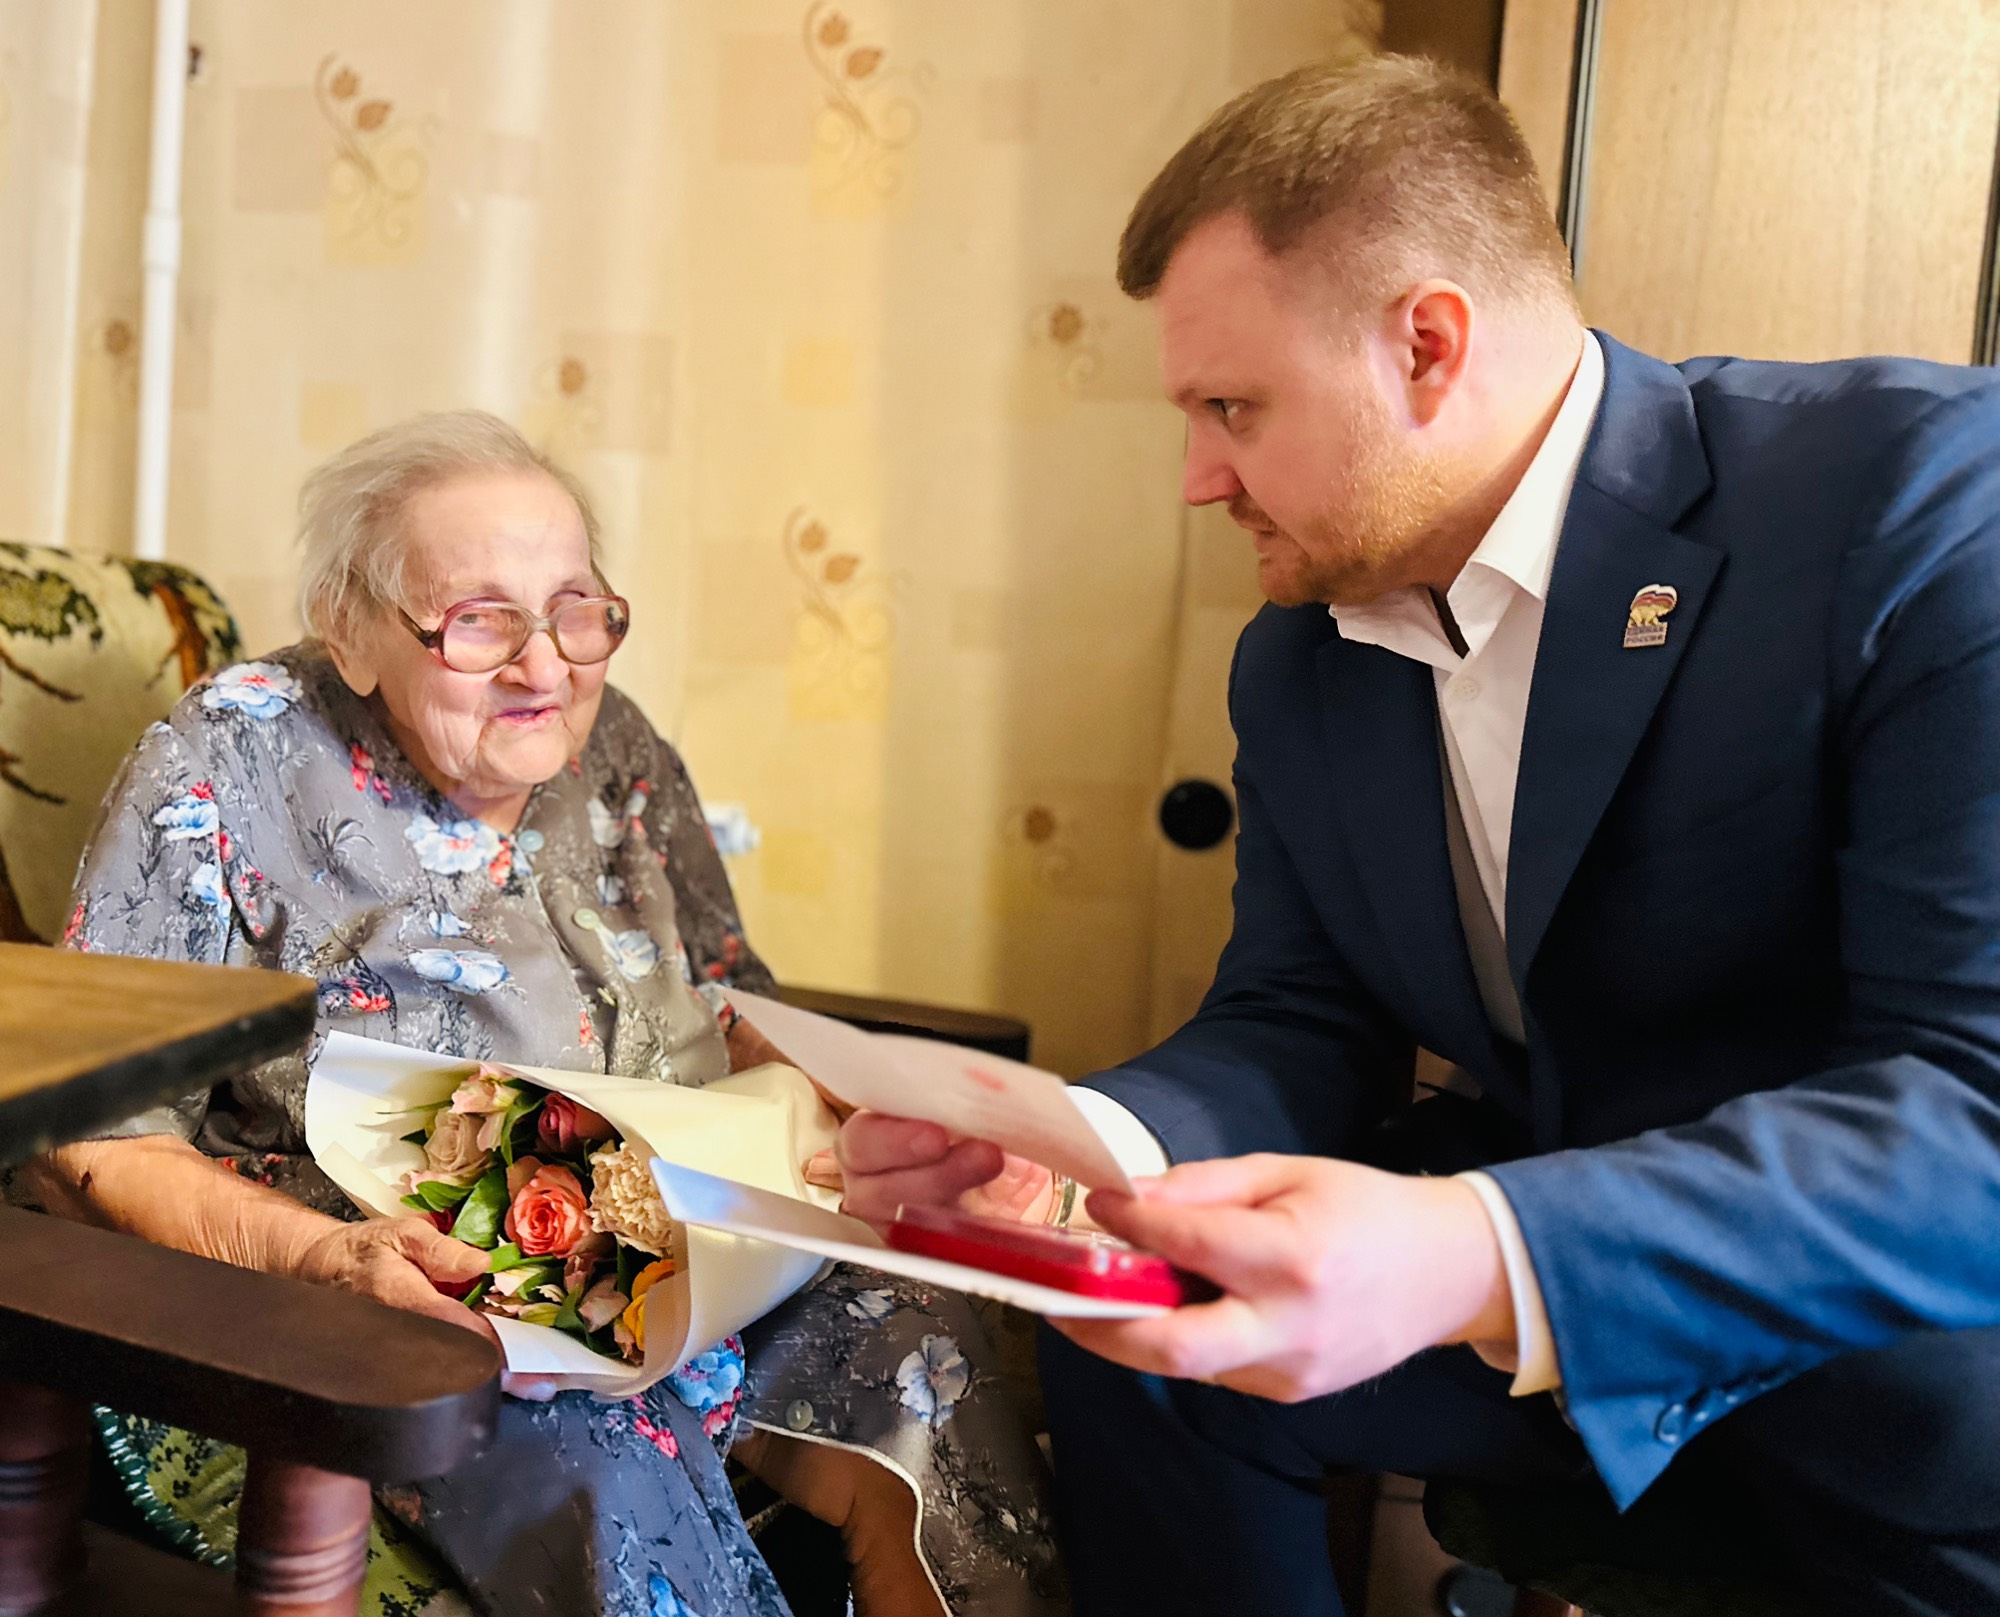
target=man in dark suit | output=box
[839,55,2000,1616]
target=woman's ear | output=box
[325,628,380,698]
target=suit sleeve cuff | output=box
[1069,1087,1172,1179]
[1458,1170,1563,1395]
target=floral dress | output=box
[65,645,1061,1617]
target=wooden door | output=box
[1501,0,2000,364]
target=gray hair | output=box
[296,410,602,646]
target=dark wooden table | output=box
[0,945,499,1614]
[0,944,315,1168]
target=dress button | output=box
[572,906,602,930]
[1448,675,1482,703]
[1653,1402,1688,1445]
[784,1399,815,1432]
[516,830,544,853]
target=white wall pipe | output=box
[131,0,189,561]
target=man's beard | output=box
[1236,433,1457,609]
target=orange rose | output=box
[502,1162,591,1258]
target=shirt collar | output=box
[1329,331,1605,668]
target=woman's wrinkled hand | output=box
[291,1217,559,1401]
[294,1215,489,1323]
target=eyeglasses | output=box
[400,591,632,675]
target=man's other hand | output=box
[1050,1154,1515,1401]
[835,1111,1056,1227]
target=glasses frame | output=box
[400,587,632,675]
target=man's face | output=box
[1154,212,1451,607]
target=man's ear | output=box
[325,627,380,698]
[1395,280,1475,427]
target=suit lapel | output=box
[1505,336,1722,986]
[1315,637,1519,1091]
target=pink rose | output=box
[562,1231,614,1295]
[451,1067,518,1114]
[419,1108,494,1184]
[450,1068,522,1153]
[578,1274,628,1330]
[503,1161,592,1258]
[538,1094,615,1156]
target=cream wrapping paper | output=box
[305,1030,840,1395]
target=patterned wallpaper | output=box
[0,0,1376,1077]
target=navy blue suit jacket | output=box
[1085,334,2000,1507]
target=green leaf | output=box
[516,1260,564,1296]
[460,1276,490,1310]
[449,1165,510,1248]
[551,1285,585,1332]
[400,1127,430,1146]
[491,1259,562,1296]
[515,1301,561,1327]
[615,1241,641,1293]
[485,1242,523,1273]
[403,1177,472,1214]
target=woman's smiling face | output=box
[331,468,613,821]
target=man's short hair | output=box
[1117,54,1576,315]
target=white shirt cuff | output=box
[1457,1170,1563,1395]
[1068,1087,1171,1180]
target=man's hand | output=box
[835,1111,1057,1227]
[292,1218,557,1400]
[1049,1154,1515,1402]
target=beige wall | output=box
[0,1,1373,1078]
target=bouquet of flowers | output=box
[307,1030,838,1395]
[400,1065,683,1364]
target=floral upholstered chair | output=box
[0,541,241,943]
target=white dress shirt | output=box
[1077,332,1605,1397]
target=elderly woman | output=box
[24,413,1060,1617]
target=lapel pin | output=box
[1623,583,1679,649]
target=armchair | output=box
[0,543,240,946]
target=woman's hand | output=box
[292,1217,559,1401]
[293,1216,491,1327]
[32,1138,559,1401]
[834,1112,1056,1228]
[803,1149,845,1193]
